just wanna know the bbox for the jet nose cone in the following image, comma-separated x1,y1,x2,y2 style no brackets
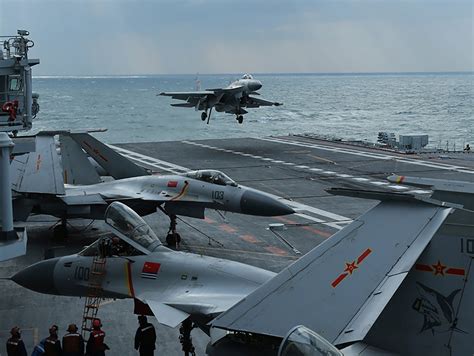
12,258,59,294
254,81,262,91
240,190,294,216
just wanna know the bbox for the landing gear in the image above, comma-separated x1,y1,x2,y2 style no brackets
179,319,196,356
202,107,213,124
158,207,182,249
236,115,243,124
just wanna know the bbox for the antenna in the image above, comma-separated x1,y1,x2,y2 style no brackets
194,73,201,91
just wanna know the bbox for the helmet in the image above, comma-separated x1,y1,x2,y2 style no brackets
92,319,102,329
49,325,58,334
67,324,78,333
10,326,20,337
138,315,147,323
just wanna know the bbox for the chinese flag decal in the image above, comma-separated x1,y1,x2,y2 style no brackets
167,181,178,188
141,262,161,280
331,248,372,288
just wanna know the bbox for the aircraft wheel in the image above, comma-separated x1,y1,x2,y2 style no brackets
201,112,207,121
237,115,243,124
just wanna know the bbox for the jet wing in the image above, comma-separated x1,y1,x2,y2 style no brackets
387,175,474,211
159,91,215,101
211,192,452,345
142,299,190,328
67,132,149,179
245,96,282,108
10,134,65,195
59,134,101,185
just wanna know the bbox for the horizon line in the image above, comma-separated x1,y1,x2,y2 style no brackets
33,70,474,78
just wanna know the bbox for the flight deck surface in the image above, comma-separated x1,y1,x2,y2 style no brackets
1,135,473,355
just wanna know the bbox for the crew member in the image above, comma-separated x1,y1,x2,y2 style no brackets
464,143,471,152
86,319,109,356
134,315,156,356
166,214,181,249
179,319,196,356
62,324,84,356
6,326,27,356
44,325,62,356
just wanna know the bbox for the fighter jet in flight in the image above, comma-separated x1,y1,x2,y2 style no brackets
11,133,293,237
159,74,282,124
12,202,276,330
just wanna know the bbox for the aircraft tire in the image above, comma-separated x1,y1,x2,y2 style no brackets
237,115,243,124
201,112,207,121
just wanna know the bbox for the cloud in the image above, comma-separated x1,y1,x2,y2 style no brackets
1,0,471,74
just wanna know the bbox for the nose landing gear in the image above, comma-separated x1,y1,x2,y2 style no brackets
236,115,244,124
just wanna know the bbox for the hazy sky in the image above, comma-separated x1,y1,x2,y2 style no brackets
1,0,472,75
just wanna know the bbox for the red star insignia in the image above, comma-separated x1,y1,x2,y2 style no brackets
344,261,358,275
432,260,447,276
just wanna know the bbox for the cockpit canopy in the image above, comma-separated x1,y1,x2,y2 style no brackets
241,74,253,80
185,170,237,187
79,202,161,257
105,202,162,253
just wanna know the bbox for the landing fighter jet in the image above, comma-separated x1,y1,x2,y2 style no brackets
12,202,276,329
11,133,293,236
207,188,474,355
159,74,282,124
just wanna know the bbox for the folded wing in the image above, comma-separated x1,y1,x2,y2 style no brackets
211,194,452,345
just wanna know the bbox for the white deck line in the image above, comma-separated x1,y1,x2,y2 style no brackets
258,137,474,174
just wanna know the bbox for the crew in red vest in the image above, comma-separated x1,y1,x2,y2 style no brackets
86,319,109,356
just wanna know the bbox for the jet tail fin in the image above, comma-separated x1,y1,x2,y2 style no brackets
10,134,65,195
67,133,149,179
59,134,101,185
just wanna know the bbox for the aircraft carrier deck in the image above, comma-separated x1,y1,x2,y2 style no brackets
1,134,473,355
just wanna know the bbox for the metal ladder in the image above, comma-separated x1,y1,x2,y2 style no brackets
81,254,107,338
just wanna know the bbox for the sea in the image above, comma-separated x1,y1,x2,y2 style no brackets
31,72,473,148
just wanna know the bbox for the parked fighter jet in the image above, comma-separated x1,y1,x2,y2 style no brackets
159,74,282,124
207,188,474,355
12,202,276,330
11,133,293,237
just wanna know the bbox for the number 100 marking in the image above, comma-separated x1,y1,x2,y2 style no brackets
460,238,474,255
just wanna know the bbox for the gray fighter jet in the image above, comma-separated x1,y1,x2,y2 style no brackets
159,74,282,124
207,188,474,355
11,133,293,236
12,202,276,329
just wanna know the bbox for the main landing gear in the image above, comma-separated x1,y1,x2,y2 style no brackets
201,107,213,124
236,115,244,124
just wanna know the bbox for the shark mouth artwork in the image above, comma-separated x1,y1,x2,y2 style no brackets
412,282,466,335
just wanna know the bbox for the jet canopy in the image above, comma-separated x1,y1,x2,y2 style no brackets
278,326,343,356
105,202,162,254
241,74,253,80
185,170,237,187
